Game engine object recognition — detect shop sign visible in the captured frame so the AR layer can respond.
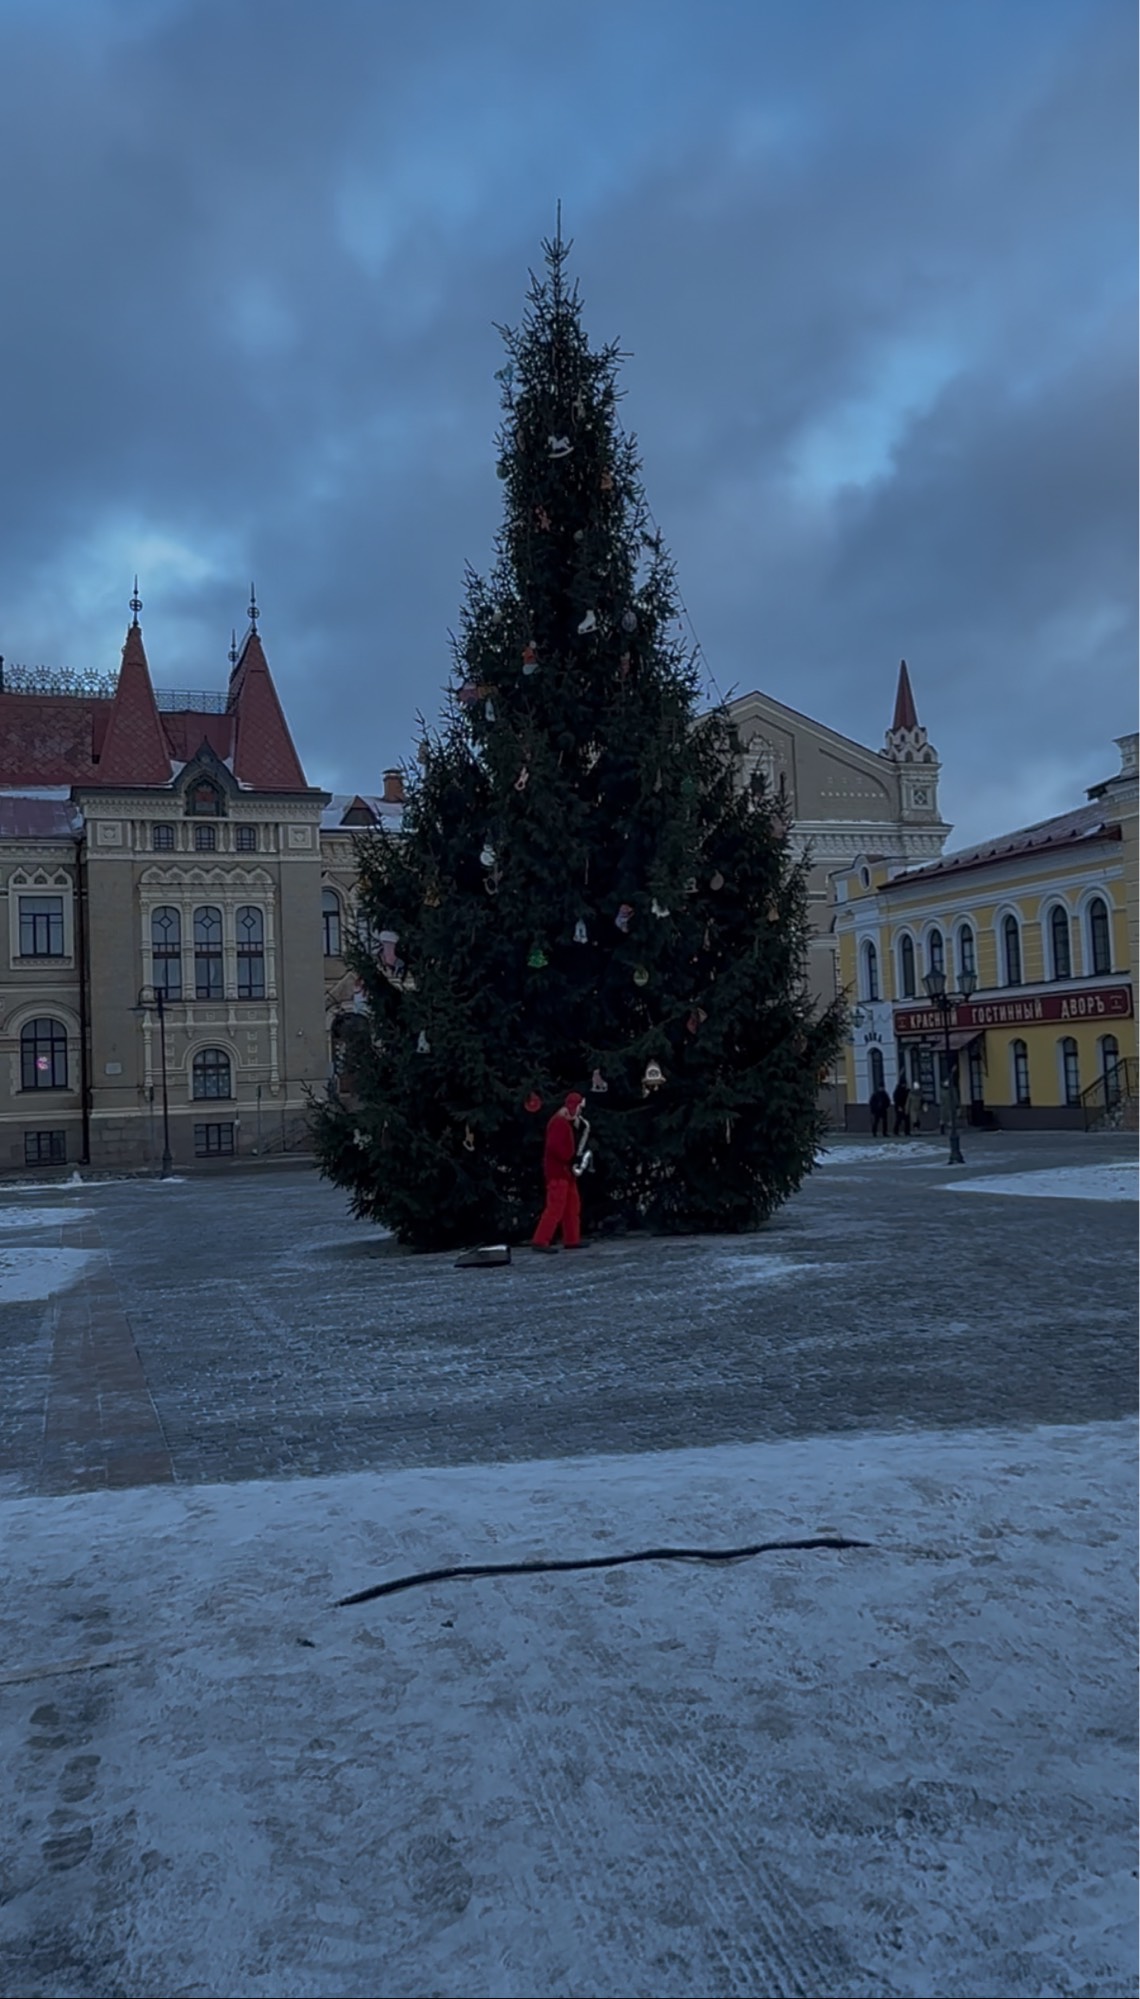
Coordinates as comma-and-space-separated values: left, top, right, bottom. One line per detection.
893, 984, 1133, 1035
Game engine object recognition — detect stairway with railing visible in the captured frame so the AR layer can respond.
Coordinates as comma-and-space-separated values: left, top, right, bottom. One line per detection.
1081, 1058, 1138, 1132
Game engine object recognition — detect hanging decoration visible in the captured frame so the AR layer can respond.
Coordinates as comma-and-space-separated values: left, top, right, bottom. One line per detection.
710, 871, 725, 892
642, 1060, 665, 1093
491, 606, 502, 624
651, 898, 670, 919
378, 929, 400, 969
462, 1126, 475, 1152
484, 698, 496, 723
573, 919, 588, 944
621, 609, 637, 633
425, 884, 441, 907
767, 897, 780, 922
522, 641, 538, 676
574, 528, 585, 542
653, 770, 662, 793
590, 1068, 609, 1094
483, 868, 501, 897
619, 653, 632, 680
703, 925, 712, 950
524, 1091, 543, 1113
686, 1008, 708, 1034
600, 470, 614, 491
527, 943, 548, 969
573, 395, 586, 421
615, 903, 634, 933
684, 877, 697, 895
496, 460, 509, 480
480, 843, 496, 869
633, 965, 649, 987
535, 505, 551, 531
577, 609, 597, 635
416, 1031, 431, 1055
548, 435, 572, 458
725, 1116, 734, 1144
514, 766, 530, 792
418, 739, 430, 764
457, 683, 480, 708
353, 1129, 369, 1149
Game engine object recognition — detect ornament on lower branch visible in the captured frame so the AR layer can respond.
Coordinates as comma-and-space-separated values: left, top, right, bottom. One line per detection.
524, 1091, 543, 1113
573, 919, 588, 944
577, 609, 597, 635
548, 435, 572, 458
685, 1007, 709, 1035
521, 642, 538, 676
527, 943, 548, 970
590, 1068, 608, 1094
633, 965, 649, 987
619, 652, 632, 680
615, 903, 633, 933
377, 930, 400, 970
462, 1126, 475, 1152
535, 505, 551, 530
650, 897, 670, 919
642, 1060, 665, 1094
416, 1031, 431, 1055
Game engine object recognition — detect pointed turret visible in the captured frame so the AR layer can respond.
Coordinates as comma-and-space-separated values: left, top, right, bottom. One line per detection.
891, 659, 918, 734
95, 592, 172, 785
227, 619, 308, 791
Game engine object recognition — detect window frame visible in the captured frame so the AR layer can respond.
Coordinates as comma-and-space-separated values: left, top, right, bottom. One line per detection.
898, 933, 916, 999
25, 1129, 66, 1165
957, 923, 976, 980
1059, 1036, 1080, 1107
236, 905, 266, 1000
192, 1047, 233, 1101
152, 823, 175, 852
235, 824, 258, 853
322, 888, 342, 959
193, 905, 224, 1001
20, 1018, 69, 1091
1049, 904, 1072, 981
194, 1120, 235, 1157
151, 905, 183, 1001
1012, 1038, 1031, 1107
927, 928, 944, 978
863, 940, 880, 1002
1002, 914, 1022, 987
194, 823, 217, 853
1088, 897, 1112, 976
18, 895, 65, 958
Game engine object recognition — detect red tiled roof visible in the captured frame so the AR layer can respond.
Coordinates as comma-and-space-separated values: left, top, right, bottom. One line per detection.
227, 629, 309, 790
892, 802, 1121, 886
0, 693, 106, 784
93, 624, 173, 785
0, 793, 81, 839
161, 711, 235, 763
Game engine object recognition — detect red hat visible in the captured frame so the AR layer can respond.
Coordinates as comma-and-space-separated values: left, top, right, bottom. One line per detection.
565, 1092, 586, 1114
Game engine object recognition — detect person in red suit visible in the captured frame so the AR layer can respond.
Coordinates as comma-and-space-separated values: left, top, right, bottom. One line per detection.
531, 1092, 586, 1251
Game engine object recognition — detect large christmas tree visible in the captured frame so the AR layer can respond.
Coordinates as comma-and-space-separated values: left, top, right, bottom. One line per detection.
313, 227, 845, 1250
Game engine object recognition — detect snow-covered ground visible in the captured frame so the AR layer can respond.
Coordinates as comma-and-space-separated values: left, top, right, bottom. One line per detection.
816, 1142, 950, 1165
3, 1422, 1136, 1999
947, 1162, 1139, 1203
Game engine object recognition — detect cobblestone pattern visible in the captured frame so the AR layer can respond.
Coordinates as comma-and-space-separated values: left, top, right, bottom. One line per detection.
0, 1133, 1135, 1495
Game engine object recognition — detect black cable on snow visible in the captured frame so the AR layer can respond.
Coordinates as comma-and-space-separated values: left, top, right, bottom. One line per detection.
336, 1535, 870, 1608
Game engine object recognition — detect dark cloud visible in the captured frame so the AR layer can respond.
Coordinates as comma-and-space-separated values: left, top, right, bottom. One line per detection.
0, 0, 1133, 847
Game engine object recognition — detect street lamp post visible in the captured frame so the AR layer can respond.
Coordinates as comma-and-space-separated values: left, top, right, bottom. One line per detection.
923, 965, 978, 1166
135, 984, 173, 1178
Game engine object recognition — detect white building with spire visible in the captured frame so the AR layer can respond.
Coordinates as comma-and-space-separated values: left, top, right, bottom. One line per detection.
726, 662, 952, 1120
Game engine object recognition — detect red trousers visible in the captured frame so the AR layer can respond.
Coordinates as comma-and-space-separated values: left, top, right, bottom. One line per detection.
533, 1174, 581, 1247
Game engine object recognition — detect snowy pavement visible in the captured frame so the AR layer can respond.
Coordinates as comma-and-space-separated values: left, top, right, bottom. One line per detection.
0, 1131, 1136, 1997
2, 1421, 1136, 1999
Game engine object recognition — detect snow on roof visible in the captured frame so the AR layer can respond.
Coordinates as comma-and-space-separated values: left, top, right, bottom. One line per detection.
888, 800, 1120, 887
321, 794, 404, 831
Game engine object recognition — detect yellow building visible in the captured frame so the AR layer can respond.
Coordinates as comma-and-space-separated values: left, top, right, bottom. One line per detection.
833, 734, 1137, 1132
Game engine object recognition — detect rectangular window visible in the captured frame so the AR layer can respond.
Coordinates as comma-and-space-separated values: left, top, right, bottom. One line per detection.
24, 1130, 66, 1165
194, 824, 217, 852
152, 824, 175, 851
18, 896, 65, 956
194, 907, 224, 1000
1013, 1042, 1031, 1107
194, 1121, 235, 1157
235, 825, 257, 852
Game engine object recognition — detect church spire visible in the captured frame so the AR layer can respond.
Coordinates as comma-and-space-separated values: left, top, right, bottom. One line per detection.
891, 658, 918, 734
95, 591, 172, 786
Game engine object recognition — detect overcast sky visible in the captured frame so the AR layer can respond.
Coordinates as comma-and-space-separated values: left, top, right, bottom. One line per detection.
1, 0, 1135, 850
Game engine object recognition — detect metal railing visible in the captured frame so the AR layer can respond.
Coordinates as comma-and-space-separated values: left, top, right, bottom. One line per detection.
1081, 1058, 1137, 1130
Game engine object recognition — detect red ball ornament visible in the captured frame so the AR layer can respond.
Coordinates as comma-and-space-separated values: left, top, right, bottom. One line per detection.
524, 1091, 543, 1113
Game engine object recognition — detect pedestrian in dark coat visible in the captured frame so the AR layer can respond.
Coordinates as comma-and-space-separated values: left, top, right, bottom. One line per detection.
869, 1085, 891, 1137
892, 1077, 912, 1136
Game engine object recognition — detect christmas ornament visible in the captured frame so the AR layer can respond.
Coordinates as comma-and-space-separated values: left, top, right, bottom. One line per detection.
710, 871, 725, 891
462, 1126, 475, 1152
590, 1068, 609, 1093
548, 435, 572, 458
494, 363, 514, 386
725, 1117, 732, 1144
484, 698, 496, 722
615, 903, 633, 933
425, 884, 441, 907
457, 683, 479, 707
685, 878, 697, 895
378, 929, 399, 969
535, 506, 551, 530
524, 1091, 543, 1113
703, 925, 712, 949
621, 609, 637, 633
496, 461, 509, 480
483, 869, 501, 897
767, 898, 780, 922
480, 843, 496, 868
491, 606, 502, 624
573, 919, 588, 944
577, 609, 597, 635
619, 653, 632, 679
651, 898, 670, 918
653, 770, 662, 793
573, 395, 586, 420
527, 943, 548, 969
574, 528, 585, 542
633, 965, 649, 987
416, 1031, 430, 1055
353, 1129, 368, 1149
522, 641, 538, 675
514, 766, 529, 792
584, 743, 602, 771
600, 470, 614, 491
642, 1060, 665, 1092
685, 1008, 708, 1034
418, 739, 430, 764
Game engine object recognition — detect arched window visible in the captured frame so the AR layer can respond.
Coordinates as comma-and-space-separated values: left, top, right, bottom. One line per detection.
967, 1042, 985, 1104
863, 941, 880, 1002
1088, 897, 1112, 976
187, 779, 222, 817
236, 906, 265, 1000
151, 906, 182, 1000
928, 929, 944, 977
322, 889, 342, 959
21, 1017, 68, 1090
193, 906, 223, 1000
192, 1048, 232, 1100
1002, 915, 1022, 987
957, 924, 976, 980
1059, 1037, 1080, 1106
898, 934, 916, 998
869, 1047, 885, 1093
1011, 1038, 1030, 1106
1049, 905, 1071, 981
1100, 1034, 1121, 1105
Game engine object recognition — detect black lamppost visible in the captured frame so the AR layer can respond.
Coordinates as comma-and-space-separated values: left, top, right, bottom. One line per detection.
135, 984, 173, 1178
923, 965, 978, 1166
